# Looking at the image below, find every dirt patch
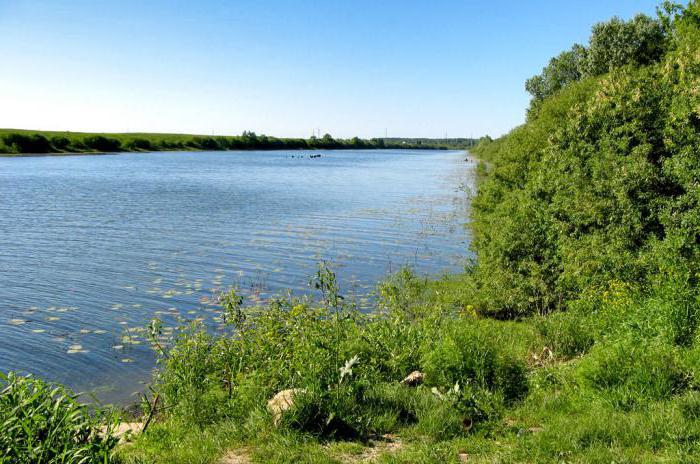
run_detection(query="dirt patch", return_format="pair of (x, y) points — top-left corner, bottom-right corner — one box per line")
(334, 434), (403, 463)
(220, 449), (252, 464)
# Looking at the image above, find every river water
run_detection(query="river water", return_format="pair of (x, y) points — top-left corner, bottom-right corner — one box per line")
(0, 149), (473, 404)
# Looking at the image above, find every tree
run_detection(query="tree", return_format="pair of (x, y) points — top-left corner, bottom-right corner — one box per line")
(49, 136), (71, 151)
(525, 44), (587, 101)
(83, 135), (121, 152)
(583, 14), (666, 76)
(526, 14), (667, 104)
(2, 133), (52, 153)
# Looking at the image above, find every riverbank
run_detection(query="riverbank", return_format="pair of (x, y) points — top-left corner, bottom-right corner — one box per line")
(0, 128), (477, 156)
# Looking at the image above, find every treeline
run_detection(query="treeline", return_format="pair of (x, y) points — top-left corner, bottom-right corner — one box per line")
(0, 129), (462, 155)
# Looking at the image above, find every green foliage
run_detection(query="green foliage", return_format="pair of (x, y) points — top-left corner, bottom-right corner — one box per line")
(124, 138), (154, 151)
(525, 13), (667, 103)
(584, 14), (667, 75)
(1, 132), (52, 153)
(83, 135), (122, 152)
(142, 264), (533, 446)
(525, 44), (586, 102)
(0, 372), (118, 464)
(472, 1), (700, 317)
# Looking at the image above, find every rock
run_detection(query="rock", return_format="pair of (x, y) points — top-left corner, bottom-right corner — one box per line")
(100, 422), (142, 443)
(401, 371), (424, 386)
(267, 388), (305, 425)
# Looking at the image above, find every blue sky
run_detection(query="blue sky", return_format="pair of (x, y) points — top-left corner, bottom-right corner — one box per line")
(0, 0), (661, 138)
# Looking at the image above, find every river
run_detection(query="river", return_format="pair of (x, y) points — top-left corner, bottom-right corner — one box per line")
(0, 149), (473, 404)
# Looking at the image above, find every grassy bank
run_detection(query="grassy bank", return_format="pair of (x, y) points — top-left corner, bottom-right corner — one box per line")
(0, 129), (477, 156)
(4, 1), (700, 463)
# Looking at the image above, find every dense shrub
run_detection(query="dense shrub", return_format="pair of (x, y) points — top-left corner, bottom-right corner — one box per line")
(584, 14), (666, 75)
(1, 133), (52, 153)
(83, 135), (122, 152)
(472, 1), (700, 317)
(0, 372), (118, 463)
(124, 137), (154, 151)
(49, 135), (71, 151)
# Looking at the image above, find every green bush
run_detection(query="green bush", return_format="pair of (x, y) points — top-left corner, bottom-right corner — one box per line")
(49, 136), (71, 151)
(0, 372), (118, 464)
(1, 133), (52, 153)
(83, 135), (122, 152)
(471, 1), (700, 317)
(124, 137), (154, 151)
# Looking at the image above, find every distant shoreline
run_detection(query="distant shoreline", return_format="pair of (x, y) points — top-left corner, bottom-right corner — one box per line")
(0, 128), (477, 157)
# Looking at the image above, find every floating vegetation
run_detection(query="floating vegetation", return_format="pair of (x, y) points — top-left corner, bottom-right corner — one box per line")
(66, 344), (88, 354)
(8, 319), (26, 326)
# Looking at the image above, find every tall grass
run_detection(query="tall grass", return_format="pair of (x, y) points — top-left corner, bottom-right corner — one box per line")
(0, 372), (119, 464)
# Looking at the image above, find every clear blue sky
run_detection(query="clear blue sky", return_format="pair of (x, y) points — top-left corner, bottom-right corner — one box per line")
(0, 0), (662, 138)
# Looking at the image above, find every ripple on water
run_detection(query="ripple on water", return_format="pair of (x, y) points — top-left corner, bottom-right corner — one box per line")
(0, 149), (474, 403)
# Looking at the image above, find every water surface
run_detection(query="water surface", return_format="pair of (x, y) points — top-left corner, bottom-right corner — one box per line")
(0, 149), (473, 403)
